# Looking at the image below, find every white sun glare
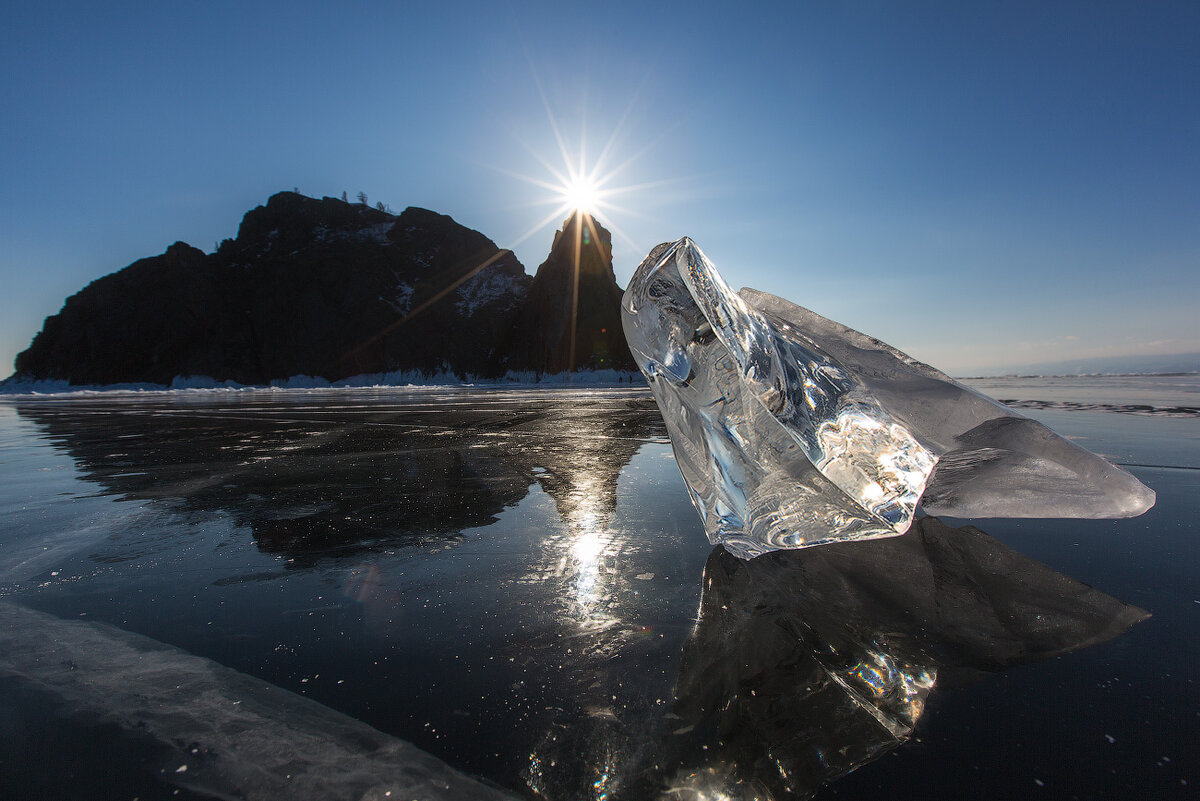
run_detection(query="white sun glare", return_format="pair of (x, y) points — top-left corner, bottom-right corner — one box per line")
(494, 97), (656, 256)
(491, 76), (695, 263)
(562, 177), (599, 216)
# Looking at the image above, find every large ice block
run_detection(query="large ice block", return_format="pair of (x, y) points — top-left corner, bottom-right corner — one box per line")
(620, 238), (1155, 558)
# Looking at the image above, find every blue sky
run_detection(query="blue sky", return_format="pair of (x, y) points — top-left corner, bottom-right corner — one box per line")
(2, 1), (1197, 376)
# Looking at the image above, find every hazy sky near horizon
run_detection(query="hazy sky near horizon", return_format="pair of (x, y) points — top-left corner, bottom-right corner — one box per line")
(2, 1), (1197, 376)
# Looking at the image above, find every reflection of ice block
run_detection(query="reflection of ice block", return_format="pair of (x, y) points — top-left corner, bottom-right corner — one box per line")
(655, 517), (1147, 799)
(621, 238), (1155, 558)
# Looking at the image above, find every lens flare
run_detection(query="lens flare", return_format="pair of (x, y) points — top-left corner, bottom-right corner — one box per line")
(492, 99), (654, 258)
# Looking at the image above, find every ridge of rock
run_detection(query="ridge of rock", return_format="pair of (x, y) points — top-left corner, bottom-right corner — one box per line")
(14, 193), (529, 384)
(10, 193), (637, 385)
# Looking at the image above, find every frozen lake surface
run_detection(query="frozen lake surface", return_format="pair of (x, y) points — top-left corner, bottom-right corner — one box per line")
(1, 378), (1196, 799)
(963, 374), (1200, 415)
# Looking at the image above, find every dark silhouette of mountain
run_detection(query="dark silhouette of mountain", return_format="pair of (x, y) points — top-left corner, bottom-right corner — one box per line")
(508, 212), (635, 373)
(9, 193), (634, 386)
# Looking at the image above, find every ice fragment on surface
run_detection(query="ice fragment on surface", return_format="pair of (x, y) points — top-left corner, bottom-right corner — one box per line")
(0, 602), (515, 800)
(620, 237), (1155, 558)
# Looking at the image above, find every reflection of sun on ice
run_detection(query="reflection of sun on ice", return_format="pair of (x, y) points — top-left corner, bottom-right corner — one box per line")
(532, 467), (629, 632)
(563, 475), (624, 625)
(569, 507), (606, 607)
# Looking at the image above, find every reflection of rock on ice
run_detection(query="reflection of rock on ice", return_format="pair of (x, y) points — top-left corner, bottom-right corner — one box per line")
(517, 516), (1147, 801)
(343, 563), (405, 633)
(531, 438), (640, 633)
(0, 602), (515, 800)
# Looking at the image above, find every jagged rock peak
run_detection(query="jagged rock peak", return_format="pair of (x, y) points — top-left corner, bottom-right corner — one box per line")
(541, 212), (616, 283)
(505, 212), (635, 374)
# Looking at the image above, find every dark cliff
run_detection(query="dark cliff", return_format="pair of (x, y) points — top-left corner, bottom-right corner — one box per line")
(508, 212), (635, 373)
(11, 193), (636, 385)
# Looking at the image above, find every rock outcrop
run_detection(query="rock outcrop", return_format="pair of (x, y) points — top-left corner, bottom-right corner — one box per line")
(508, 213), (635, 374)
(10, 193), (636, 386)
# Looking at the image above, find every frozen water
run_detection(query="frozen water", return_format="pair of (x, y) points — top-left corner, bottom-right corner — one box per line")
(621, 238), (1155, 557)
(653, 516), (1146, 799)
(0, 602), (515, 800)
(0, 388), (1186, 798)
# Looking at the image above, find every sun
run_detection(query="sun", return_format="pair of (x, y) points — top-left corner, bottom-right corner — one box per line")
(493, 93), (674, 258)
(562, 177), (599, 216)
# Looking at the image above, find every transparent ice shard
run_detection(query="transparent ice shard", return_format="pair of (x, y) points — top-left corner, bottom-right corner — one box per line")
(621, 238), (1155, 558)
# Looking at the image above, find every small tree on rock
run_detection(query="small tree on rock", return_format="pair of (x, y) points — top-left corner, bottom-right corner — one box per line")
(357, 191), (368, 205)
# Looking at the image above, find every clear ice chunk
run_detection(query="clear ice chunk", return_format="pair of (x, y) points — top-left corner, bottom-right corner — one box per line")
(621, 237), (1155, 558)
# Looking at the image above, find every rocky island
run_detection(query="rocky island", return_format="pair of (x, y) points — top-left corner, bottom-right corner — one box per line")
(8, 192), (635, 387)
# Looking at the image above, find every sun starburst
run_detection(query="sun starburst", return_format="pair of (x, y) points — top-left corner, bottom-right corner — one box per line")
(494, 96), (654, 259)
(562, 175), (600, 216)
(488, 86), (684, 372)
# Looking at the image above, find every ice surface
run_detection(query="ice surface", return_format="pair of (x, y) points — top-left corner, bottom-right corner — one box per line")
(654, 516), (1147, 799)
(621, 238), (1155, 557)
(0, 602), (515, 800)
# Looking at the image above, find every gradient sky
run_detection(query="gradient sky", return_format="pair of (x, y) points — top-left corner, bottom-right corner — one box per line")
(3, 1), (1197, 376)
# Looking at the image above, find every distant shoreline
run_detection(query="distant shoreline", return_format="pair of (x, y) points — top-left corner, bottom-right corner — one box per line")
(0, 369), (646, 396)
(958, 371), (1200, 380)
(5, 369), (1200, 397)
(3, 372), (1197, 418)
